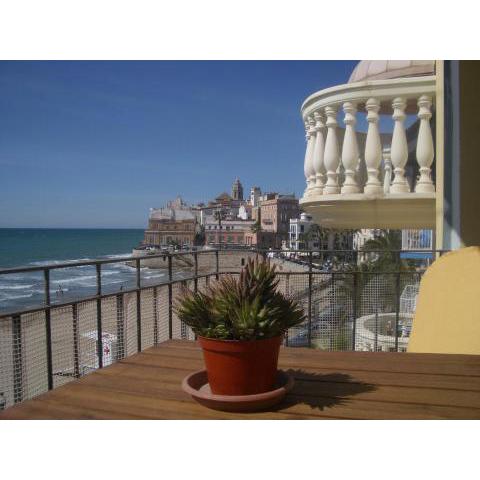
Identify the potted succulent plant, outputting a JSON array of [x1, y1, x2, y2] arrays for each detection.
[[175, 258, 305, 396]]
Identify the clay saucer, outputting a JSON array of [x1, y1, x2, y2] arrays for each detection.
[[182, 370, 294, 412]]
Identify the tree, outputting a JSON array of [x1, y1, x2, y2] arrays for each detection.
[[361, 230, 410, 272], [250, 219, 262, 234], [194, 225, 205, 246]]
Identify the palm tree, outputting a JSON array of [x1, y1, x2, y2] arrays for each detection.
[[250, 219, 262, 234], [361, 230, 408, 272]]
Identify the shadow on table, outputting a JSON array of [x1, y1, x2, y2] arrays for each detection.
[[274, 369, 375, 412]]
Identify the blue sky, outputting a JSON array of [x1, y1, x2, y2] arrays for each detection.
[[0, 60, 357, 228]]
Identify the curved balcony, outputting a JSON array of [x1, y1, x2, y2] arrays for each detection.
[[300, 75, 436, 229]]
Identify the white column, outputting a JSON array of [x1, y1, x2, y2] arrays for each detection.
[[303, 118, 315, 196], [415, 95, 435, 193], [364, 98, 383, 195], [390, 97, 410, 193], [311, 110, 325, 195], [341, 102, 360, 193], [383, 147, 392, 194], [323, 106, 340, 194]]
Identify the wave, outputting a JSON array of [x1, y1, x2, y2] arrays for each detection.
[[143, 273, 166, 280], [51, 275, 97, 285], [0, 283, 35, 290], [0, 292, 33, 302]]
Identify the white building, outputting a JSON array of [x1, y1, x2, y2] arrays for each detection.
[[289, 213, 319, 250], [249, 186, 261, 207], [238, 204, 252, 220]]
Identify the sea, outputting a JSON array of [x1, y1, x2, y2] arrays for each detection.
[[0, 228, 183, 314]]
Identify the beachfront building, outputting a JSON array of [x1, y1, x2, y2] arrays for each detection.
[[192, 178, 247, 226], [257, 193, 300, 249], [204, 215, 254, 246], [143, 197, 196, 247]]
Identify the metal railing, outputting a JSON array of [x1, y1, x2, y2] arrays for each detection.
[[0, 248, 447, 410]]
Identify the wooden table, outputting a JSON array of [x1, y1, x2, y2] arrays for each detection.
[[1, 340, 480, 419]]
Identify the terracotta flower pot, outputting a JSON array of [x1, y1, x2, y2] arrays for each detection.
[[198, 335, 283, 396]]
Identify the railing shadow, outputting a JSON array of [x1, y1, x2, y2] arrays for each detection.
[[274, 369, 375, 412]]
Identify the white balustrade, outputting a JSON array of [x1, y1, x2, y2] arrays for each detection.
[[364, 98, 383, 195], [341, 102, 360, 193], [311, 111, 325, 195], [415, 95, 435, 193], [299, 74, 436, 228], [390, 97, 410, 193], [323, 106, 340, 194], [300, 79, 436, 203]]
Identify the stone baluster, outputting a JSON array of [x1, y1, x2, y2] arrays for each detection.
[[311, 110, 326, 195], [323, 106, 340, 194], [303, 119, 315, 195], [415, 95, 435, 193], [364, 98, 383, 195], [390, 97, 410, 193], [383, 147, 392, 194], [341, 102, 360, 193]]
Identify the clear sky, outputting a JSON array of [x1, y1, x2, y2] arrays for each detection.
[[0, 60, 357, 228]]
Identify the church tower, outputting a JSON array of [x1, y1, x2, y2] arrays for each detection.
[[231, 178, 244, 201]]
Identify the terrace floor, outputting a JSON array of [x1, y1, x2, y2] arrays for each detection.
[[1, 340, 480, 419]]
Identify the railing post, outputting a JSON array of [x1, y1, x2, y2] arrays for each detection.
[[303, 117, 316, 196], [115, 293, 125, 360], [194, 252, 198, 293], [96, 263, 103, 368], [415, 95, 435, 193], [285, 273, 291, 347], [307, 251, 313, 348], [364, 98, 383, 194], [341, 102, 360, 193], [168, 253, 173, 339], [323, 106, 340, 194], [153, 287, 159, 346], [135, 258, 142, 352], [395, 272, 401, 352], [311, 110, 326, 195], [12, 315, 23, 404], [72, 304, 80, 378], [352, 271, 358, 351], [44, 269, 53, 390], [390, 97, 410, 193]]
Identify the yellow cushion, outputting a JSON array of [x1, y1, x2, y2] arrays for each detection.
[[408, 247, 480, 355]]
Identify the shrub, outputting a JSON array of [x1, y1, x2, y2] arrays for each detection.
[[175, 258, 305, 340]]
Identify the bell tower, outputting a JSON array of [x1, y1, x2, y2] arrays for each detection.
[[231, 178, 244, 201]]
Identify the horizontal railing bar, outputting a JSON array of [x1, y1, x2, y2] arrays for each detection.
[[0, 248, 447, 275], [0, 267, 428, 320]]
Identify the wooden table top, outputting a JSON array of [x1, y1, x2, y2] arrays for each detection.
[[2, 340, 480, 419]]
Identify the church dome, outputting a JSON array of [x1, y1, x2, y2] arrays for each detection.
[[348, 60, 435, 83]]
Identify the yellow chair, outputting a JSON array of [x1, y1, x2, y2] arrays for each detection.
[[408, 247, 480, 355]]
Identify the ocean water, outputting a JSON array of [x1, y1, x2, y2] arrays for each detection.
[[0, 229, 180, 313]]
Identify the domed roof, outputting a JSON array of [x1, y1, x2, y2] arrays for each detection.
[[348, 60, 435, 83]]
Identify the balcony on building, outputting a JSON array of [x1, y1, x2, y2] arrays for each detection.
[[300, 60, 437, 230]]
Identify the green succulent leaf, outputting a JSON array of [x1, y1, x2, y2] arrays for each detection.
[[173, 258, 306, 340]]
